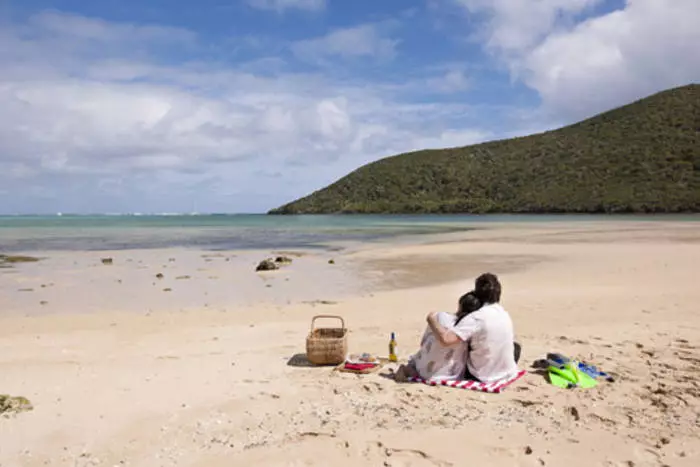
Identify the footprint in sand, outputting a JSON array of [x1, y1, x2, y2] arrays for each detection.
[[360, 441, 455, 466]]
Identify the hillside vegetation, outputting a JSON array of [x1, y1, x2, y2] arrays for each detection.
[[270, 84, 700, 214]]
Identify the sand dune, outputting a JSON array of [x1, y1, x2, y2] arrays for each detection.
[[1, 221, 699, 466]]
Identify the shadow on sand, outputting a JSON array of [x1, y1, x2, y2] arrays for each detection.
[[286, 353, 337, 368]]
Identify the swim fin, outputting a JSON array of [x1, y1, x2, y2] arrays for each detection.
[[548, 369, 576, 389], [547, 363, 598, 389]]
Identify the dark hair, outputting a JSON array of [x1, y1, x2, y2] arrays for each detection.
[[455, 291, 482, 324], [474, 273, 501, 304]]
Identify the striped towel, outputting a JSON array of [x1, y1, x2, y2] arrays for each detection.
[[407, 370, 527, 393]]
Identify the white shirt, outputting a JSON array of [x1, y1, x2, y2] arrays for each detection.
[[452, 303, 518, 383], [411, 312, 468, 381]]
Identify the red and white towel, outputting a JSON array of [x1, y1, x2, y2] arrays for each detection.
[[407, 369, 527, 393]]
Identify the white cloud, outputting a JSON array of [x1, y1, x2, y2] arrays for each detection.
[[457, 0, 700, 120], [28, 10, 196, 44], [523, 0, 700, 118], [0, 12, 486, 213], [457, 0, 600, 55], [247, 0, 326, 13], [427, 70, 471, 93], [292, 24, 399, 62]]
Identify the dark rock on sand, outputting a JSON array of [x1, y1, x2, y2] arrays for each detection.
[[328, 259, 335, 264], [101, 258, 113, 265], [569, 406, 580, 421], [175, 275, 191, 280], [303, 300, 338, 306], [275, 256, 293, 264], [256, 259, 279, 272], [156, 273, 164, 279]]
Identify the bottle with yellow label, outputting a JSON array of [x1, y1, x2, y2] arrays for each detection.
[[389, 332, 398, 362]]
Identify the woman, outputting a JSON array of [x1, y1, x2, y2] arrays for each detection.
[[394, 291, 482, 382], [395, 273, 519, 383]]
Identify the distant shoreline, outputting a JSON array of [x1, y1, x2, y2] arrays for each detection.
[[1, 214, 699, 253], [2, 212, 700, 218]]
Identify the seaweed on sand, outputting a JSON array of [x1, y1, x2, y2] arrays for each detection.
[[0, 255, 41, 268], [0, 395, 33, 415]]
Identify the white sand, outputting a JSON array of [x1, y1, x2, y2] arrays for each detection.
[[1, 221, 699, 466]]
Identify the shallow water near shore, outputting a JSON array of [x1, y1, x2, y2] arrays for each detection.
[[1, 213, 698, 252]]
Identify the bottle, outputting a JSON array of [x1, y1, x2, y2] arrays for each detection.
[[389, 332, 398, 362]]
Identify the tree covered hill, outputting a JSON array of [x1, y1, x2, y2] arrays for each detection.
[[270, 84, 700, 214]]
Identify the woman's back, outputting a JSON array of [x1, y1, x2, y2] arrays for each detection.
[[412, 312, 469, 381]]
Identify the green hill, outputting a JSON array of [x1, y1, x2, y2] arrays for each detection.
[[270, 84, 700, 214]]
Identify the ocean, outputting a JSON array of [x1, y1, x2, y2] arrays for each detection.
[[0, 214, 698, 252]]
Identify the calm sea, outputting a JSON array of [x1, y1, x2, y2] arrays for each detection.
[[0, 214, 697, 252]]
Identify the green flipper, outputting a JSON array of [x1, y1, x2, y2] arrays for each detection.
[[548, 365, 598, 389], [548, 369, 575, 389]]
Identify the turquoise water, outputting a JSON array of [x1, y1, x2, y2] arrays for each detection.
[[0, 214, 697, 252]]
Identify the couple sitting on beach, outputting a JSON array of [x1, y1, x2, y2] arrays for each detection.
[[395, 273, 520, 383]]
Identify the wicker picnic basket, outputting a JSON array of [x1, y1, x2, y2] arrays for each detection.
[[306, 315, 347, 365]]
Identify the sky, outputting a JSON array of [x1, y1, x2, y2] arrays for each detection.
[[1, 0, 698, 214]]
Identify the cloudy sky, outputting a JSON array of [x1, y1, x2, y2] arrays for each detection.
[[1, 0, 698, 214]]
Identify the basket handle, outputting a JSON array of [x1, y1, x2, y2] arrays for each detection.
[[310, 315, 345, 331]]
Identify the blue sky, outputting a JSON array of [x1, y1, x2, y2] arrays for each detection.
[[1, 0, 698, 214]]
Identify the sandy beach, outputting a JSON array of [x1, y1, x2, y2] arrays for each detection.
[[1, 221, 699, 467]]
